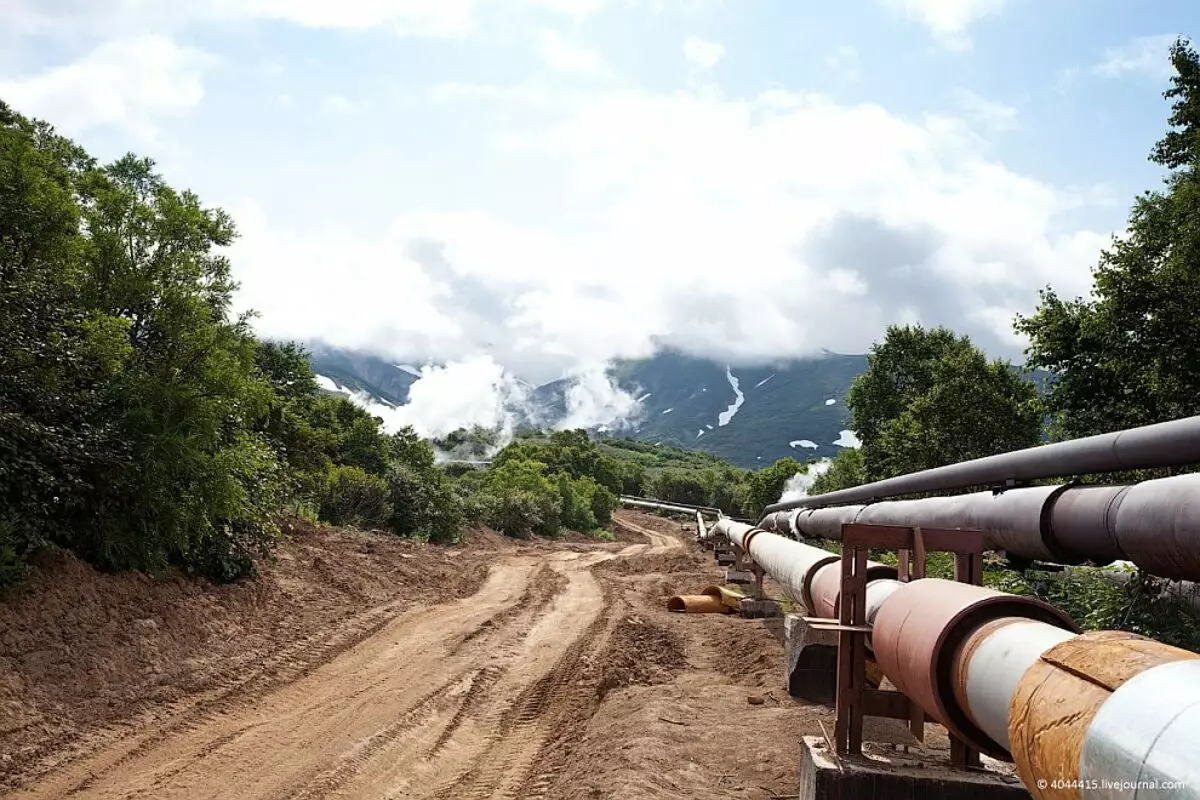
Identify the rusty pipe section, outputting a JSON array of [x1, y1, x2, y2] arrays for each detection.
[[872, 579, 1080, 759], [1009, 631, 1200, 799], [763, 414, 1200, 515], [785, 474, 1200, 581]]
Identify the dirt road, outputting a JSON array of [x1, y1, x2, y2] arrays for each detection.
[[14, 523, 682, 800]]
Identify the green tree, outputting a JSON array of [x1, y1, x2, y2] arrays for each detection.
[[743, 457, 803, 518], [809, 448, 867, 495], [1017, 39, 1200, 439], [848, 325, 1042, 481]]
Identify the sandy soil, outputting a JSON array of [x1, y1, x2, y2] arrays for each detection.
[[2, 511, 841, 799]]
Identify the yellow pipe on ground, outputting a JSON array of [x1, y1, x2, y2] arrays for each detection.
[[667, 594, 732, 613], [702, 585, 746, 610]]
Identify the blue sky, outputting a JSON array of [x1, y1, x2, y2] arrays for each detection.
[[3, 0, 1197, 396]]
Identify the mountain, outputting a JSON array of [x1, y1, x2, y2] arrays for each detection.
[[306, 343, 422, 406], [307, 344, 864, 468], [306, 344, 1049, 469], [607, 350, 865, 467]]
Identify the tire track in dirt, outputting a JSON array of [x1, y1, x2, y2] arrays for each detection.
[[13, 523, 684, 800]]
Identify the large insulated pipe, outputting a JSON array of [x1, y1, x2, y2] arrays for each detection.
[[695, 511, 710, 542], [873, 579, 1200, 798], [787, 475, 1200, 581], [712, 519, 897, 617], [763, 414, 1200, 515], [871, 579, 1080, 759]]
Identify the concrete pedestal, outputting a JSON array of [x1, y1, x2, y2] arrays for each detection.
[[725, 569, 755, 585], [799, 736, 1030, 800], [739, 598, 782, 618], [784, 613, 839, 703]]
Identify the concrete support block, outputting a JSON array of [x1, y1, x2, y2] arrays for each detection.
[[799, 736, 1029, 800], [725, 569, 755, 584], [785, 613, 839, 703], [716, 554, 736, 566], [740, 598, 782, 618]]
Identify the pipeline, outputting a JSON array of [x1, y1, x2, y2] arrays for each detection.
[[763, 414, 1200, 515], [781, 473, 1200, 581], [620, 495, 721, 515], [711, 518, 1200, 798], [695, 511, 711, 542]]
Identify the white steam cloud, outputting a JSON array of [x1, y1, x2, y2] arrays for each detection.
[[778, 458, 833, 503], [558, 365, 642, 431], [347, 356, 642, 448], [357, 356, 532, 441]]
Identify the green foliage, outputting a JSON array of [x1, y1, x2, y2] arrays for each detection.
[[317, 465, 391, 530], [1017, 38, 1200, 439], [994, 566, 1200, 653], [387, 463, 463, 543], [848, 325, 1042, 482], [743, 457, 803, 518], [809, 448, 866, 495]]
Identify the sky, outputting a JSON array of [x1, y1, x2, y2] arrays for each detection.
[[4, 0, 1199, 387]]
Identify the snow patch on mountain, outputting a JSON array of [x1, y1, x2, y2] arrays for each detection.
[[790, 439, 819, 449], [315, 374, 346, 393], [755, 375, 774, 388], [697, 429, 705, 439], [662, 408, 674, 414], [395, 364, 422, 377], [825, 398, 836, 406], [717, 366, 745, 427], [834, 429, 862, 448]]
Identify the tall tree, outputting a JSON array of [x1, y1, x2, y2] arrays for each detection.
[[848, 325, 1042, 481], [1017, 38, 1200, 439]]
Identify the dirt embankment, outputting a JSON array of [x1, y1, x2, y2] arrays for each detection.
[[0, 520, 509, 790], [3, 510, 835, 799]]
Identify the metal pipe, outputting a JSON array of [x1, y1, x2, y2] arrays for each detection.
[[666, 594, 730, 613], [762, 414, 1200, 515], [620, 495, 721, 515], [620, 497, 718, 517], [787, 475, 1200, 581], [712, 519, 896, 615], [871, 578, 1079, 758], [1009, 631, 1200, 799], [695, 511, 710, 542]]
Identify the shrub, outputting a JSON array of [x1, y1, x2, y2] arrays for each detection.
[[317, 465, 391, 530], [388, 463, 464, 543]]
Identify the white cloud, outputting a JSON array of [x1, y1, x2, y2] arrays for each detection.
[[558, 366, 641, 429], [0, 35, 216, 137], [3, 0, 478, 40], [523, 0, 609, 16], [1095, 34, 1179, 80], [536, 29, 609, 75], [683, 36, 725, 69], [951, 88, 1018, 132], [825, 45, 860, 81], [881, 0, 1005, 51], [231, 81, 1108, 383], [360, 356, 531, 439]]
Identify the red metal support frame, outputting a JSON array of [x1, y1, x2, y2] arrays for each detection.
[[831, 523, 985, 768]]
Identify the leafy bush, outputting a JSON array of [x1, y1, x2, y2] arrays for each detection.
[[487, 490, 555, 538], [318, 465, 391, 530], [387, 464, 463, 543]]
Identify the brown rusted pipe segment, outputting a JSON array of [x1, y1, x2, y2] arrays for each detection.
[[1009, 631, 1200, 800], [807, 560, 899, 620], [872, 579, 1079, 759], [666, 594, 730, 613]]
